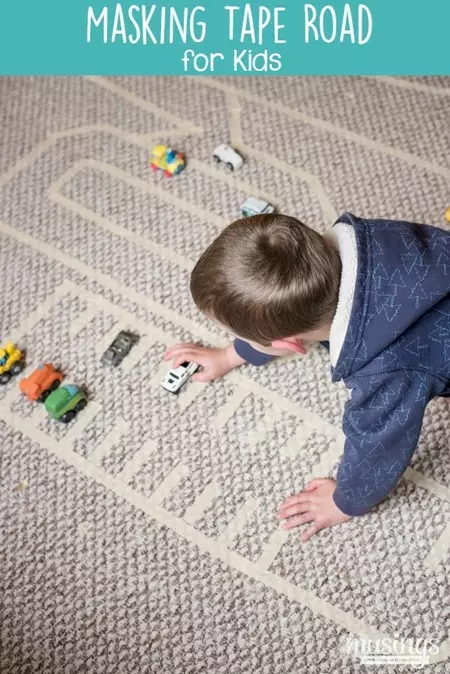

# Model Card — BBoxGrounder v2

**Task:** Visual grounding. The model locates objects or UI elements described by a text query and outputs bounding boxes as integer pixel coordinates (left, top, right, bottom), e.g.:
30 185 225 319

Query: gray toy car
101 330 139 367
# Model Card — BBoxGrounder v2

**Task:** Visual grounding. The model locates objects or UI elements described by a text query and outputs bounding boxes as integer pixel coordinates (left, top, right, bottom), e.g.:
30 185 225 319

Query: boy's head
190 214 341 347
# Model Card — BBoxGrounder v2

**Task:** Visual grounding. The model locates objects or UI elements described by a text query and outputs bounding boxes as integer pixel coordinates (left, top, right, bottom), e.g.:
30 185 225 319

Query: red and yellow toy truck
20 363 63 402
149 144 185 177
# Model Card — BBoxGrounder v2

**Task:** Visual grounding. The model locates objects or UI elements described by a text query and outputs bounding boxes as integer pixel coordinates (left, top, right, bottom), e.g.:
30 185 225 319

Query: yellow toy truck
0 342 25 385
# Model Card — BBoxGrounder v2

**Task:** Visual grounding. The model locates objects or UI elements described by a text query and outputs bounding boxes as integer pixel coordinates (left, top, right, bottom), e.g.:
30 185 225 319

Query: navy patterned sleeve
333 370 438 516
233 339 276 366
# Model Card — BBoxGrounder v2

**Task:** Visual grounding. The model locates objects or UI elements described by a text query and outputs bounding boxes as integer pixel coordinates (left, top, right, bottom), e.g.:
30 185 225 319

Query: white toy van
161 361 199 394
212 144 244 171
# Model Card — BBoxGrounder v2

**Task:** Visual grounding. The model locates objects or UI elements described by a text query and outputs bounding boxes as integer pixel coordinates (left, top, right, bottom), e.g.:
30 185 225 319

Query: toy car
19 363 63 402
446 207 450 223
212 144 244 172
0 342 24 385
101 330 139 367
161 361 199 394
44 384 87 424
240 196 275 217
150 144 185 177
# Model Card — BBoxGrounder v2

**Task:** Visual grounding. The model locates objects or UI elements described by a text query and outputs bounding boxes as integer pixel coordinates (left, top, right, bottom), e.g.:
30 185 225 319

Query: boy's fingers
164 348 182 361
281 513 315 530
172 352 200 368
164 342 202 355
192 370 210 383
305 478 329 490
280 493 312 509
303 482 319 492
164 344 196 359
164 343 186 355
278 502 311 519
301 521 322 543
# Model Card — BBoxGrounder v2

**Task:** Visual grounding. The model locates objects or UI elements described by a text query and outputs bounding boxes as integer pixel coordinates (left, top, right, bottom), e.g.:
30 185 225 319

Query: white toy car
212 144 244 171
240 196 275 217
161 361 199 394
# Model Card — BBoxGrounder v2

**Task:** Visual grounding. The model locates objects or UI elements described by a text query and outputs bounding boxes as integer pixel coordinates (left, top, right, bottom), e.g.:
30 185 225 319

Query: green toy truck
44 384 87 423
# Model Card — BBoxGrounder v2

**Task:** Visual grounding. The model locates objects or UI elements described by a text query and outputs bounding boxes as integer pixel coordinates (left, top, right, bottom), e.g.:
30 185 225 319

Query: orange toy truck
20 364 63 402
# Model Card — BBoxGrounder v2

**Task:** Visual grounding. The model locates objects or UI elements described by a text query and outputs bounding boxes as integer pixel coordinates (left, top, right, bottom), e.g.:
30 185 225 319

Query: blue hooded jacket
234 214 450 516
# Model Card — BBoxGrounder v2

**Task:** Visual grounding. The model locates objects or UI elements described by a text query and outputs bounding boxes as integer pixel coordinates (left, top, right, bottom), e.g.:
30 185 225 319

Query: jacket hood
330 213 450 382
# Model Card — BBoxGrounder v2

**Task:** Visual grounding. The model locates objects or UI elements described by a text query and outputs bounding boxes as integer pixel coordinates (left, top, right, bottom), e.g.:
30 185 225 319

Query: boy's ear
271 338 306 354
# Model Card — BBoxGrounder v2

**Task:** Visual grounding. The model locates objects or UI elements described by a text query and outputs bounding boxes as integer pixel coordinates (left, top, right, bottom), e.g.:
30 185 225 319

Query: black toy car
101 330 139 367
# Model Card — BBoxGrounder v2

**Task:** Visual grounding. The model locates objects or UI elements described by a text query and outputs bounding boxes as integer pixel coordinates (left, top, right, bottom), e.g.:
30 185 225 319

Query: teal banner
0 0 448 75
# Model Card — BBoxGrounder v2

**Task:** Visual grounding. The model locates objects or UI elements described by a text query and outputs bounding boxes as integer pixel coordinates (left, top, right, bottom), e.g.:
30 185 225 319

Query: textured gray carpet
0 76 450 673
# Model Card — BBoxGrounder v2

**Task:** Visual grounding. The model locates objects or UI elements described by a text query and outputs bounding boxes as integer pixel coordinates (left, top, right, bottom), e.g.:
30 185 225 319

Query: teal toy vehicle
44 384 87 423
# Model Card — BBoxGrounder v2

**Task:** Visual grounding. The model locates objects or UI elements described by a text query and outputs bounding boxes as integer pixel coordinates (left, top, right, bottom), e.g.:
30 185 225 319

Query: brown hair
190 214 341 345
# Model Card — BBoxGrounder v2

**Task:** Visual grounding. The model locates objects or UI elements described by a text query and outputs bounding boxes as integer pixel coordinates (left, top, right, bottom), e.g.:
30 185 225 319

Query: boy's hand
278 478 351 542
163 343 245 382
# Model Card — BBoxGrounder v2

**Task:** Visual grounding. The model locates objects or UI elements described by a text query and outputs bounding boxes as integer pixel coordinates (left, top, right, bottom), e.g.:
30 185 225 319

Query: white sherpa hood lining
325 222 358 368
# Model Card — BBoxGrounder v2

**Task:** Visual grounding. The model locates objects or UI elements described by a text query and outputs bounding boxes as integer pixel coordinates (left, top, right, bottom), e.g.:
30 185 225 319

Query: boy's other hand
163 343 245 382
278 478 351 542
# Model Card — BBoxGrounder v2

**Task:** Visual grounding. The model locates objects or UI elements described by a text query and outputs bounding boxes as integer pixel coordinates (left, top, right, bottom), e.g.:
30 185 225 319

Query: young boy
164 213 450 542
